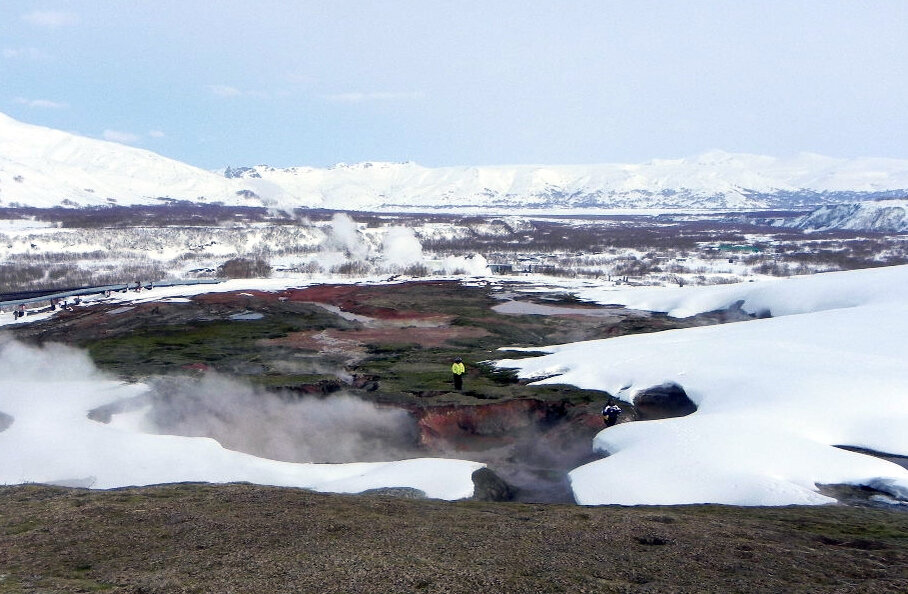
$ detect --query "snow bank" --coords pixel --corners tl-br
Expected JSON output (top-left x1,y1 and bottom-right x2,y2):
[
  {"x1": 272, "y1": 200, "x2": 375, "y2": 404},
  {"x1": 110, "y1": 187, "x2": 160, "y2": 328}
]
[
  {"x1": 496, "y1": 265, "x2": 908, "y2": 506},
  {"x1": 0, "y1": 340, "x2": 482, "y2": 500},
  {"x1": 573, "y1": 265, "x2": 908, "y2": 318}
]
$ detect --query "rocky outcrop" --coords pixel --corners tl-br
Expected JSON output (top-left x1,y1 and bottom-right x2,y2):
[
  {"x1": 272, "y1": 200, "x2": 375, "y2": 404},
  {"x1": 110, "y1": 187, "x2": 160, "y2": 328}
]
[
  {"x1": 632, "y1": 382, "x2": 697, "y2": 420},
  {"x1": 414, "y1": 399, "x2": 596, "y2": 450},
  {"x1": 471, "y1": 467, "x2": 514, "y2": 502},
  {"x1": 359, "y1": 487, "x2": 427, "y2": 499}
]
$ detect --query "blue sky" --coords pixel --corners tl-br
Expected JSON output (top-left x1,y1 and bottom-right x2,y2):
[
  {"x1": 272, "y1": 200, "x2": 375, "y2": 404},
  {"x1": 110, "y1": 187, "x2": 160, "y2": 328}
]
[{"x1": 2, "y1": 1, "x2": 907, "y2": 169}]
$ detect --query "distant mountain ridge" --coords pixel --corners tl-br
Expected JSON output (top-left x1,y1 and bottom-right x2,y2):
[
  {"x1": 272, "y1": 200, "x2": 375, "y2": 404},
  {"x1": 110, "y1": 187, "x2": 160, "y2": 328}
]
[{"x1": 2, "y1": 111, "x2": 907, "y2": 212}]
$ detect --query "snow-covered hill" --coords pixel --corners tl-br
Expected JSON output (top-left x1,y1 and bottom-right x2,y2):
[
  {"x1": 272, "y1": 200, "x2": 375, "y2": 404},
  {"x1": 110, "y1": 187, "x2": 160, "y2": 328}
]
[
  {"x1": 3, "y1": 111, "x2": 908, "y2": 211},
  {"x1": 0, "y1": 112, "x2": 252, "y2": 208},
  {"x1": 792, "y1": 199, "x2": 908, "y2": 232}
]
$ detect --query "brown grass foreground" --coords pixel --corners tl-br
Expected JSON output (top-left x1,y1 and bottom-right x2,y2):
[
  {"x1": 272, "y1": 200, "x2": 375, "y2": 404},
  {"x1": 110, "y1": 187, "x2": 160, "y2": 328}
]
[{"x1": 1, "y1": 484, "x2": 906, "y2": 593}]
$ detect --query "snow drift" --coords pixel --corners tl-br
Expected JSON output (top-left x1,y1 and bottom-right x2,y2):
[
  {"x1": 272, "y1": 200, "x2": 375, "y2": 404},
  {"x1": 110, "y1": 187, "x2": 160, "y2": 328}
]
[{"x1": 495, "y1": 265, "x2": 908, "y2": 506}]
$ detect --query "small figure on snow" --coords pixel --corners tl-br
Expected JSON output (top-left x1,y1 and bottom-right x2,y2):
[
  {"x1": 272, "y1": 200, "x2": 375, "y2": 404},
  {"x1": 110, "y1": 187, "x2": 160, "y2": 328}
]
[
  {"x1": 602, "y1": 401, "x2": 622, "y2": 427},
  {"x1": 451, "y1": 357, "x2": 466, "y2": 391}
]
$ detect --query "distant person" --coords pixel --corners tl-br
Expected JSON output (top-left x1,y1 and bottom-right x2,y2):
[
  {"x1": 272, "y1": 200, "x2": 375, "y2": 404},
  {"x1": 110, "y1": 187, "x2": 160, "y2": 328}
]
[
  {"x1": 452, "y1": 357, "x2": 466, "y2": 391},
  {"x1": 602, "y1": 402, "x2": 622, "y2": 427}
]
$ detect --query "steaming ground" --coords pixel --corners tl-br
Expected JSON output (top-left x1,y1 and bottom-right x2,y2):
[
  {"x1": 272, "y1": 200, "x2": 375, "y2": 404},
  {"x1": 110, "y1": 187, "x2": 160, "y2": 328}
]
[
  {"x1": 132, "y1": 375, "x2": 595, "y2": 502},
  {"x1": 139, "y1": 375, "x2": 422, "y2": 464},
  {"x1": 0, "y1": 335, "x2": 597, "y2": 502},
  {"x1": 0, "y1": 338, "x2": 483, "y2": 499}
]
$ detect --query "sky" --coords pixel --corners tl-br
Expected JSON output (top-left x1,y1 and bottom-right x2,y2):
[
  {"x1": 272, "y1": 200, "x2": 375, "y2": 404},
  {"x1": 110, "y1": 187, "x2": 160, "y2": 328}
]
[{"x1": 2, "y1": 1, "x2": 908, "y2": 170}]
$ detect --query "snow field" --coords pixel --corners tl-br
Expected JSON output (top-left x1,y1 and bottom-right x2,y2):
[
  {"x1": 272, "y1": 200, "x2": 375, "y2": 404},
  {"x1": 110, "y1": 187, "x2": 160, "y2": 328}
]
[{"x1": 496, "y1": 265, "x2": 908, "y2": 506}]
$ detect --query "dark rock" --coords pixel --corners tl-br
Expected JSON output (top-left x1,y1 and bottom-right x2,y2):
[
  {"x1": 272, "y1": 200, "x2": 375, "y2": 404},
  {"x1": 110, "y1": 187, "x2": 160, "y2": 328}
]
[
  {"x1": 471, "y1": 467, "x2": 514, "y2": 502},
  {"x1": 633, "y1": 382, "x2": 697, "y2": 420},
  {"x1": 817, "y1": 482, "x2": 908, "y2": 508},
  {"x1": 0, "y1": 411, "x2": 14, "y2": 432},
  {"x1": 704, "y1": 299, "x2": 757, "y2": 322},
  {"x1": 636, "y1": 535, "x2": 672, "y2": 546}
]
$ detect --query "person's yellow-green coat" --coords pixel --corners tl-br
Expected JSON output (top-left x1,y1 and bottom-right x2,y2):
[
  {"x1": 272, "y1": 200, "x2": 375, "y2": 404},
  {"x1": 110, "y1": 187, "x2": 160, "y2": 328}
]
[{"x1": 451, "y1": 361, "x2": 465, "y2": 375}]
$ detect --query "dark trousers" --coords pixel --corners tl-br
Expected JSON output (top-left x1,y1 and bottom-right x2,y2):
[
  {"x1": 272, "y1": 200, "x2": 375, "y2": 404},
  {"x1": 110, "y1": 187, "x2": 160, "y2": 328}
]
[{"x1": 453, "y1": 374, "x2": 463, "y2": 390}]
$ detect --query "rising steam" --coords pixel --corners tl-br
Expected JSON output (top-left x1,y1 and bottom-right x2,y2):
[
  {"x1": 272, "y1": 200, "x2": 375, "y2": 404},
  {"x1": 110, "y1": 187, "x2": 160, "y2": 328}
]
[
  {"x1": 322, "y1": 213, "x2": 372, "y2": 261},
  {"x1": 142, "y1": 373, "x2": 422, "y2": 463},
  {"x1": 381, "y1": 226, "x2": 424, "y2": 268}
]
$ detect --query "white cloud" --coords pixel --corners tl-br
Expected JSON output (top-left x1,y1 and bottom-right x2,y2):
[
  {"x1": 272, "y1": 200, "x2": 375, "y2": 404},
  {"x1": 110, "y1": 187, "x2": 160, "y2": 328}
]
[
  {"x1": 2, "y1": 47, "x2": 49, "y2": 60},
  {"x1": 148, "y1": 130, "x2": 165, "y2": 138},
  {"x1": 325, "y1": 91, "x2": 425, "y2": 103},
  {"x1": 13, "y1": 97, "x2": 68, "y2": 109},
  {"x1": 208, "y1": 85, "x2": 269, "y2": 99},
  {"x1": 102, "y1": 129, "x2": 140, "y2": 144},
  {"x1": 21, "y1": 10, "x2": 79, "y2": 28},
  {"x1": 208, "y1": 84, "x2": 243, "y2": 97}
]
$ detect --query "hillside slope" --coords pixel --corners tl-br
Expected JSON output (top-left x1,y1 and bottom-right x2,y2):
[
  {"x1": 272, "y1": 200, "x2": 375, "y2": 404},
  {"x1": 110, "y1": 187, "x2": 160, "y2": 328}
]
[
  {"x1": 0, "y1": 112, "x2": 251, "y2": 208},
  {"x1": 2, "y1": 483, "x2": 906, "y2": 593},
  {"x1": 793, "y1": 199, "x2": 908, "y2": 232}
]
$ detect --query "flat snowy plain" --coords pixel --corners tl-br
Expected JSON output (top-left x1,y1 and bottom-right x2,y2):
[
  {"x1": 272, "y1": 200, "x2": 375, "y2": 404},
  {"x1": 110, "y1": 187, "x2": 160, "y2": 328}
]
[{"x1": 2, "y1": 266, "x2": 907, "y2": 506}]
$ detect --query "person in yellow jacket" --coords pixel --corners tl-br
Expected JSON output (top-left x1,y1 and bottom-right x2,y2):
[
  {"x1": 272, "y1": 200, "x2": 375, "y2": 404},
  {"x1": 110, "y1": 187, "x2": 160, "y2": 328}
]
[{"x1": 451, "y1": 357, "x2": 465, "y2": 391}]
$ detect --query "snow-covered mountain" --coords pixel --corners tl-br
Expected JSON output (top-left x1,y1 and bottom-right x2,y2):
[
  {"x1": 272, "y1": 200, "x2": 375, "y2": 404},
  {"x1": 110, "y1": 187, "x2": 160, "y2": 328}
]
[
  {"x1": 3, "y1": 111, "x2": 908, "y2": 211},
  {"x1": 229, "y1": 155, "x2": 908, "y2": 212},
  {"x1": 791, "y1": 199, "x2": 908, "y2": 232}
]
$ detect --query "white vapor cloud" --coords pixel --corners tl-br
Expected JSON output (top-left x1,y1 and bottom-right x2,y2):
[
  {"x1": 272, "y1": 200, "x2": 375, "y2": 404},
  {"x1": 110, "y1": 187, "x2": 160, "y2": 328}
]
[
  {"x1": 325, "y1": 91, "x2": 425, "y2": 103},
  {"x1": 102, "y1": 129, "x2": 140, "y2": 144},
  {"x1": 22, "y1": 10, "x2": 79, "y2": 28},
  {"x1": 14, "y1": 97, "x2": 68, "y2": 109},
  {"x1": 148, "y1": 129, "x2": 165, "y2": 138},
  {"x1": 143, "y1": 374, "x2": 422, "y2": 463},
  {"x1": 322, "y1": 213, "x2": 371, "y2": 261},
  {"x1": 382, "y1": 227, "x2": 424, "y2": 268}
]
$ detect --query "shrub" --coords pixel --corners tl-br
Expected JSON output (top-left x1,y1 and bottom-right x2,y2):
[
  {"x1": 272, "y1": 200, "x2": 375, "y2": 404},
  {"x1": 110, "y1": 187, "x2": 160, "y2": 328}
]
[
  {"x1": 331, "y1": 261, "x2": 372, "y2": 276},
  {"x1": 217, "y1": 257, "x2": 272, "y2": 279},
  {"x1": 401, "y1": 263, "x2": 430, "y2": 277}
]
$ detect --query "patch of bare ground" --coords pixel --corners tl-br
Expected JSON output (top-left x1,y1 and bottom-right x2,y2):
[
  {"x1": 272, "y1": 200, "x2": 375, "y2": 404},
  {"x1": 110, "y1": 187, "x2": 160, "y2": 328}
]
[{"x1": 1, "y1": 484, "x2": 906, "y2": 593}]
